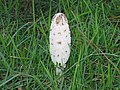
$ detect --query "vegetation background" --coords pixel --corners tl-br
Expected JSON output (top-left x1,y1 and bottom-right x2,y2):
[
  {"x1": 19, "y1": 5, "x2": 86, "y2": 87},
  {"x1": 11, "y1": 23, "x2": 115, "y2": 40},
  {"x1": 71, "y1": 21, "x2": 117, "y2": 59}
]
[{"x1": 0, "y1": 0, "x2": 120, "y2": 90}]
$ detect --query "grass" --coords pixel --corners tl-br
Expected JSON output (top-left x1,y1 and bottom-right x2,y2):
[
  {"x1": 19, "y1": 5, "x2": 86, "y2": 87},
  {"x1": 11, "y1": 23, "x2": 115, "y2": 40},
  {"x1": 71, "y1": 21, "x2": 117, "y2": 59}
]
[{"x1": 0, "y1": 0, "x2": 120, "y2": 90}]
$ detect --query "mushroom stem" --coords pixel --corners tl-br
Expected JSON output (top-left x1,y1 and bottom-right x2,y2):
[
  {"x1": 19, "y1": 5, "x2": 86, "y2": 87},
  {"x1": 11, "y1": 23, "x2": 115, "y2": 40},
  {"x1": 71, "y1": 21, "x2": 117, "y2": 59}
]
[{"x1": 56, "y1": 67, "x2": 62, "y2": 75}]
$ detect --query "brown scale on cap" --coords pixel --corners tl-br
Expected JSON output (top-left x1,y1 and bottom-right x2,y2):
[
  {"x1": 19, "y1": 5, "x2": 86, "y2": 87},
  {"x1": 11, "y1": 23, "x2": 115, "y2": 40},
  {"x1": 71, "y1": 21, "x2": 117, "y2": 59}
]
[
  {"x1": 55, "y1": 13, "x2": 68, "y2": 25},
  {"x1": 56, "y1": 15, "x2": 62, "y2": 24},
  {"x1": 64, "y1": 29, "x2": 66, "y2": 32},
  {"x1": 57, "y1": 42, "x2": 62, "y2": 44},
  {"x1": 57, "y1": 54, "x2": 59, "y2": 57},
  {"x1": 58, "y1": 32, "x2": 61, "y2": 34}
]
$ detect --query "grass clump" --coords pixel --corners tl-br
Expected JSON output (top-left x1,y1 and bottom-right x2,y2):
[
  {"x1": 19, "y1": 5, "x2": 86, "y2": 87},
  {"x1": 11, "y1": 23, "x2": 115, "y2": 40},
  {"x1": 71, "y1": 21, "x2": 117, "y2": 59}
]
[{"x1": 0, "y1": 0, "x2": 120, "y2": 90}]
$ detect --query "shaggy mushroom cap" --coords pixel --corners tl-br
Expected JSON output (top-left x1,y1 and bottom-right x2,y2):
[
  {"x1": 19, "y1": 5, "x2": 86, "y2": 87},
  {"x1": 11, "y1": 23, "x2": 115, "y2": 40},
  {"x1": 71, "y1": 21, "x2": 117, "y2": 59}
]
[{"x1": 49, "y1": 13, "x2": 71, "y2": 67}]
